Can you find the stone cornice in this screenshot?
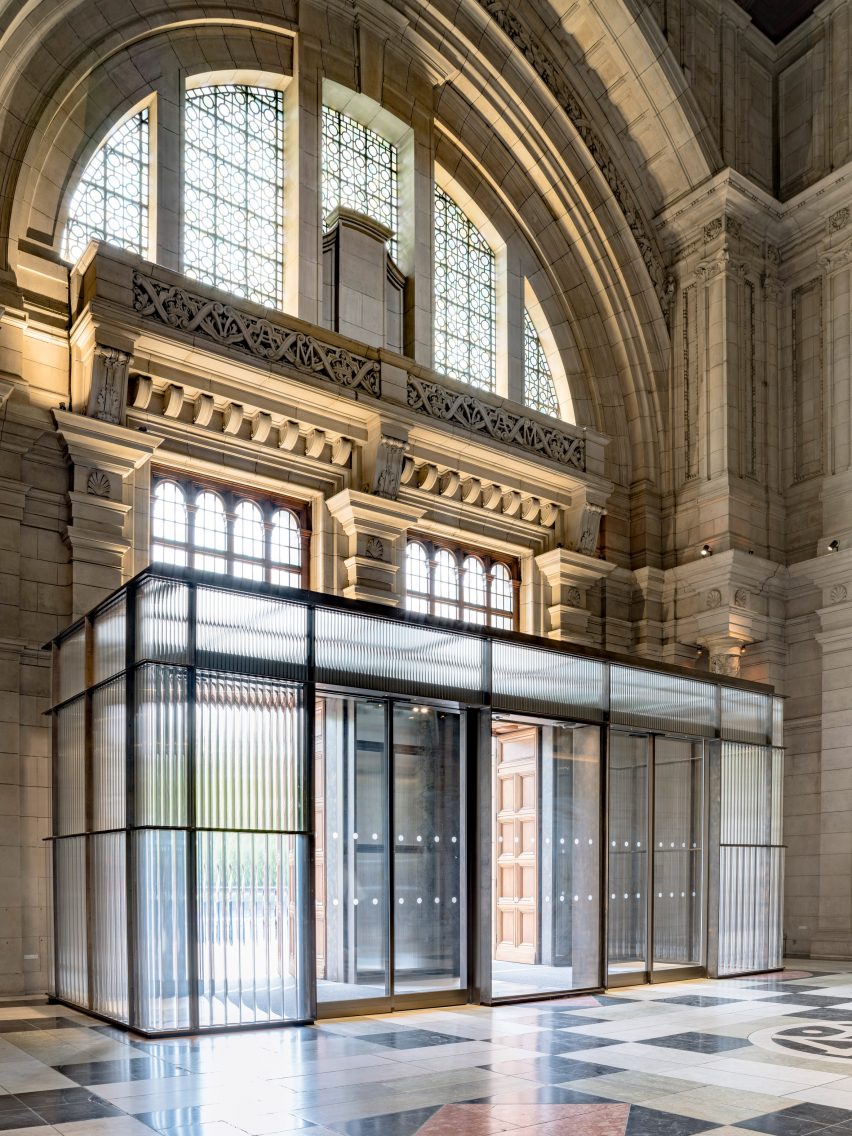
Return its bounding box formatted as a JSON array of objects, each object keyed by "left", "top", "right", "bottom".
[{"left": 53, "top": 409, "right": 163, "bottom": 477}]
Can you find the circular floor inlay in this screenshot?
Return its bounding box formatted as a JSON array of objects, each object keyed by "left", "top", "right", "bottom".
[{"left": 751, "top": 1020, "right": 852, "bottom": 1062}]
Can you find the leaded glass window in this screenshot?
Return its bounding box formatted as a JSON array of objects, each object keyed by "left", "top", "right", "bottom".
[
  {"left": 523, "top": 310, "right": 560, "bottom": 417},
  {"left": 404, "top": 539, "right": 516, "bottom": 629},
  {"left": 322, "top": 107, "right": 398, "bottom": 260},
  {"left": 63, "top": 109, "right": 150, "bottom": 264},
  {"left": 183, "top": 85, "right": 285, "bottom": 308},
  {"left": 151, "top": 477, "right": 306, "bottom": 587},
  {"left": 433, "top": 187, "right": 496, "bottom": 391}
]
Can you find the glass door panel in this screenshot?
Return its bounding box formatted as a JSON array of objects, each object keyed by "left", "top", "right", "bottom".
[
  {"left": 653, "top": 739, "right": 704, "bottom": 971},
  {"left": 490, "top": 717, "right": 601, "bottom": 999},
  {"left": 316, "top": 697, "right": 389, "bottom": 1006},
  {"left": 607, "top": 733, "right": 649, "bottom": 982},
  {"left": 392, "top": 706, "right": 463, "bottom": 994}
]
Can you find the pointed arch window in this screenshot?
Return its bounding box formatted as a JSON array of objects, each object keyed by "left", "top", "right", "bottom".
[
  {"left": 405, "top": 538, "right": 517, "bottom": 629},
  {"left": 322, "top": 107, "right": 398, "bottom": 260},
  {"left": 62, "top": 108, "right": 150, "bottom": 264},
  {"left": 433, "top": 186, "right": 496, "bottom": 392},
  {"left": 150, "top": 476, "right": 307, "bottom": 586},
  {"left": 183, "top": 85, "right": 285, "bottom": 308},
  {"left": 523, "top": 310, "right": 560, "bottom": 417}
]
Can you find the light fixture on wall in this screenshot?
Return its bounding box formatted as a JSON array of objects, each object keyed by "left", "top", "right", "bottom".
[
  {"left": 828, "top": 539, "right": 840, "bottom": 552},
  {"left": 700, "top": 544, "right": 712, "bottom": 557}
]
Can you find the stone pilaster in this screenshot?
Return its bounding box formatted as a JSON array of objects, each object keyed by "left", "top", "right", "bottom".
[
  {"left": 326, "top": 489, "right": 425, "bottom": 606},
  {"left": 54, "top": 411, "right": 162, "bottom": 618},
  {"left": 535, "top": 547, "right": 616, "bottom": 647}
]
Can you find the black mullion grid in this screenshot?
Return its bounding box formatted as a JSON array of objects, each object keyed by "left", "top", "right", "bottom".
[{"left": 83, "top": 616, "right": 95, "bottom": 1012}]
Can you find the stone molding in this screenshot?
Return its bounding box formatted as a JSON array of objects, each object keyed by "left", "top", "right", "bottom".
[
  {"left": 326, "top": 490, "right": 426, "bottom": 606},
  {"left": 132, "top": 272, "right": 381, "bottom": 398},
  {"left": 399, "top": 457, "right": 559, "bottom": 529},
  {"left": 475, "top": 0, "right": 666, "bottom": 306},
  {"left": 407, "top": 374, "right": 586, "bottom": 471}
]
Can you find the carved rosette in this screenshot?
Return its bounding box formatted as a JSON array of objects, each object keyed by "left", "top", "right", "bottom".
[{"left": 86, "top": 469, "right": 111, "bottom": 498}]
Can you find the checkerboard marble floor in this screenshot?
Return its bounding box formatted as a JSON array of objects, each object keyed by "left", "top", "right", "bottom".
[{"left": 8, "top": 965, "right": 852, "bottom": 1135}]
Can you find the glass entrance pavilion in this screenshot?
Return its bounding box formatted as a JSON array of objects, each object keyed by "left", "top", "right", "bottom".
[{"left": 47, "top": 567, "right": 784, "bottom": 1034}]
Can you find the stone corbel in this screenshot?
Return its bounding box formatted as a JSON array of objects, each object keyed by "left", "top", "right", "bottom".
[
  {"left": 326, "top": 489, "right": 425, "bottom": 606},
  {"left": 696, "top": 633, "right": 748, "bottom": 678},
  {"left": 562, "top": 489, "right": 608, "bottom": 557},
  {"left": 535, "top": 547, "right": 616, "bottom": 647},
  {"left": 364, "top": 420, "right": 408, "bottom": 500}
]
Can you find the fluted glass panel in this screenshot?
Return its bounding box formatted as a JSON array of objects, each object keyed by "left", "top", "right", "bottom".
[
  {"left": 492, "top": 643, "right": 606, "bottom": 720},
  {"left": 719, "top": 743, "right": 770, "bottom": 845},
  {"left": 196, "top": 673, "right": 305, "bottom": 831},
  {"left": 93, "top": 599, "right": 127, "bottom": 684},
  {"left": 611, "top": 666, "right": 717, "bottom": 735},
  {"left": 136, "top": 666, "right": 188, "bottom": 827},
  {"left": 720, "top": 687, "right": 771, "bottom": 745},
  {"left": 607, "top": 734, "right": 648, "bottom": 976},
  {"left": 772, "top": 698, "right": 784, "bottom": 747},
  {"left": 136, "top": 829, "right": 190, "bottom": 1031},
  {"left": 197, "top": 831, "right": 310, "bottom": 1026},
  {"left": 716, "top": 846, "right": 784, "bottom": 974},
  {"left": 58, "top": 627, "right": 86, "bottom": 702},
  {"left": 315, "top": 610, "right": 483, "bottom": 698},
  {"left": 653, "top": 740, "right": 703, "bottom": 968},
  {"left": 54, "top": 837, "right": 87, "bottom": 1005},
  {"left": 56, "top": 697, "right": 86, "bottom": 836},
  {"left": 196, "top": 587, "right": 308, "bottom": 676},
  {"left": 91, "top": 833, "right": 128, "bottom": 1021},
  {"left": 92, "top": 679, "right": 126, "bottom": 831},
  {"left": 770, "top": 748, "right": 784, "bottom": 846},
  {"left": 137, "top": 578, "right": 189, "bottom": 664}
]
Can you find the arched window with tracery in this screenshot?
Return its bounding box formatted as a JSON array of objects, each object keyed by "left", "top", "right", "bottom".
[
  {"left": 404, "top": 539, "right": 517, "bottom": 630},
  {"left": 62, "top": 108, "right": 150, "bottom": 264},
  {"left": 150, "top": 477, "right": 307, "bottom": 586},
  {"left": 523, "top": 310, "right": 560, "bottom": 417},
  {"left": 433, "top": 186, "right": 496, "bottom": 392},
  {"left": 183, "top": 85, "right": 285, "bottom": 307},
  {"left": 322, "top": 106, "right": 398, "bottom": 260},
  {"left": 151, "top": 481, "right": 188, "bottom": 566}
]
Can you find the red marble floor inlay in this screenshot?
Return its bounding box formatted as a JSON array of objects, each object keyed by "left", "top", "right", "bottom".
[{"left": 417, "top": 1103, "right": 630, "bottom": 1135}]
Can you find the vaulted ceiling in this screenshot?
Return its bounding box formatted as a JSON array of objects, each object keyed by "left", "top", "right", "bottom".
[{"left": 734, "top": 0, "right": 819, "bottom": 42}]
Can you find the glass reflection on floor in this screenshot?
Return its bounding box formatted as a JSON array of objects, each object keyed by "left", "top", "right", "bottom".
[{"left": 490, "top": 717, "right": 601, "bottom": 999}]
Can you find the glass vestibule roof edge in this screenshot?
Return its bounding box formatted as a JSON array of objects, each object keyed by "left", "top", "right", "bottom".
[{"left": 43, "top": 563, "right": 777, "bottom": 700}]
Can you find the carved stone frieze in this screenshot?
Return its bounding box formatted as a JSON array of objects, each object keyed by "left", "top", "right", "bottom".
[
  {"left": 87, "top": 346, "right": 132, "bottom": 424},
  {"left": 407, "top": 375, "right": 586, "bottom": 471},
  {"left": 475, "top": 0, "right": 666, "bottom": 306},
  {"left": 133, "top": 272, "right": 381, "bottom": 397}
]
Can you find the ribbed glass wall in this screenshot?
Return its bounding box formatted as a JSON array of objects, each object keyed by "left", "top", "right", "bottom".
[{"left": 48, "top": 566, "right": 784, "bottom": 1032}]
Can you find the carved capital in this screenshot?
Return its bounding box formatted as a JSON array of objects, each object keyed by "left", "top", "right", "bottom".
[{"left": 697, "top": 634, "right": 747, "bottom": 679}]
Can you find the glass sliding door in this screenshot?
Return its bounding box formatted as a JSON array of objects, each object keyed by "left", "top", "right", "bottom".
[
  {"left": 652, "top": 739, "right": 704, "bottom": 974},
  {"left": 489, "top": 716, "right": 601, "bottom": 999},
  {"left": 315, "top": 695, "right": 465, "bottom": 1013},
  {"left": 607, "top": 733, "right": 650, "bottom": 984},
  {"left": 607, "top": 732, "right": 706, "bottom": 986}
]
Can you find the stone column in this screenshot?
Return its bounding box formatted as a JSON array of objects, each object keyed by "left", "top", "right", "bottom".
[
  {"left": 54, "top": 411, "right": 162, "bottom": 619},
  {"left": 325, "top": 489, "right": 425, "bottom": 606}
]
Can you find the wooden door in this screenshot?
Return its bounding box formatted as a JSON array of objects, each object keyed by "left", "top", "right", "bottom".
[{"left": 493, "top": 727, "right": 538, "bottom": 964}]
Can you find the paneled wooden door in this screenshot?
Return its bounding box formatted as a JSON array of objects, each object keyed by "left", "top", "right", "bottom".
[{"left": 493, "top": 726, "right": 538, "bottom": 964}]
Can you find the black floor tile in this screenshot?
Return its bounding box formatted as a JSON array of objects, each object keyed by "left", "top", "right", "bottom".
[
  {"left": 625, "top": 1105, "right": 715, "bottom": 1135},
  {"left": 639, "top": 1031, "right": 750, "bottom": 1054},
  {"left": 551, "top": 1031, "right": 622, "bottom": 1052},
  {"left": 596, "top": 995, "right": 637, "bottom": 1005},
  {"left": 334, "top": 1105, "right": 439, "bottom": 1135},
  {"left": 738, "top": 1102, "right": 852, "bottom": 1135},
  {"left": 54, "top": 1058, "right": 187, "bottom": 1085},
  {"left": 552, "top": 1013, "right": 609, "bottom": 1026},
  {"left": 761, "top": 995, "right": 851, "bottom": 1008},
  {"left": 28, "top": 1017, "right": 87, "bottom": 1030},
  {"left": 655, "top": 995, "right": 743, "bottom": 1007},
  {"left": 0, "top": 1099, "right": 36, "bottom": 1116},
  {"left": 468, "top": 1086, "right": 616, "bottom": 1105},
  {"left": 0, "top": 1020, "right": 41, "bottom": 1033},
  {"left": 484, "top": 1054, "right": 620, "bottom": 1084},
  {"left": 0, "top": 1110, "right": 46, "bottom": 1131},
  {"left": 15, "top": 1087, "right": 125, "bottom": 1124},
  {"left": 135, "top": 1106, "right": 224, "bottom": 1131},
  {"left": 362, "top": 1030, "right": 461, "bottom": 1049},
  {"left": 788, "top": 1010, "right": 852, "bottom": 1022}
]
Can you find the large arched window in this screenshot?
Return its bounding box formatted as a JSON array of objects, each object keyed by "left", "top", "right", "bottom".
[
  {"left": 183, "top": 85, "right": 285, "bottom": 307},
  {"left": 322, "top": 107, "right": 398, "bottom": 259},
  {"left": 405, "top": 539, "right": 517, "bottom": 630},
  {"left": 150, "top": 477, "right": 307, "bottom": 586},
  {"left": 523, "top": 310, "right": 560, "bottom": 417},
  {"left": 62, "top": 108, "right": 150, "bottom": 264},
  {"left": 433, "top": 187, "right": 496, "bottom": 391}
]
